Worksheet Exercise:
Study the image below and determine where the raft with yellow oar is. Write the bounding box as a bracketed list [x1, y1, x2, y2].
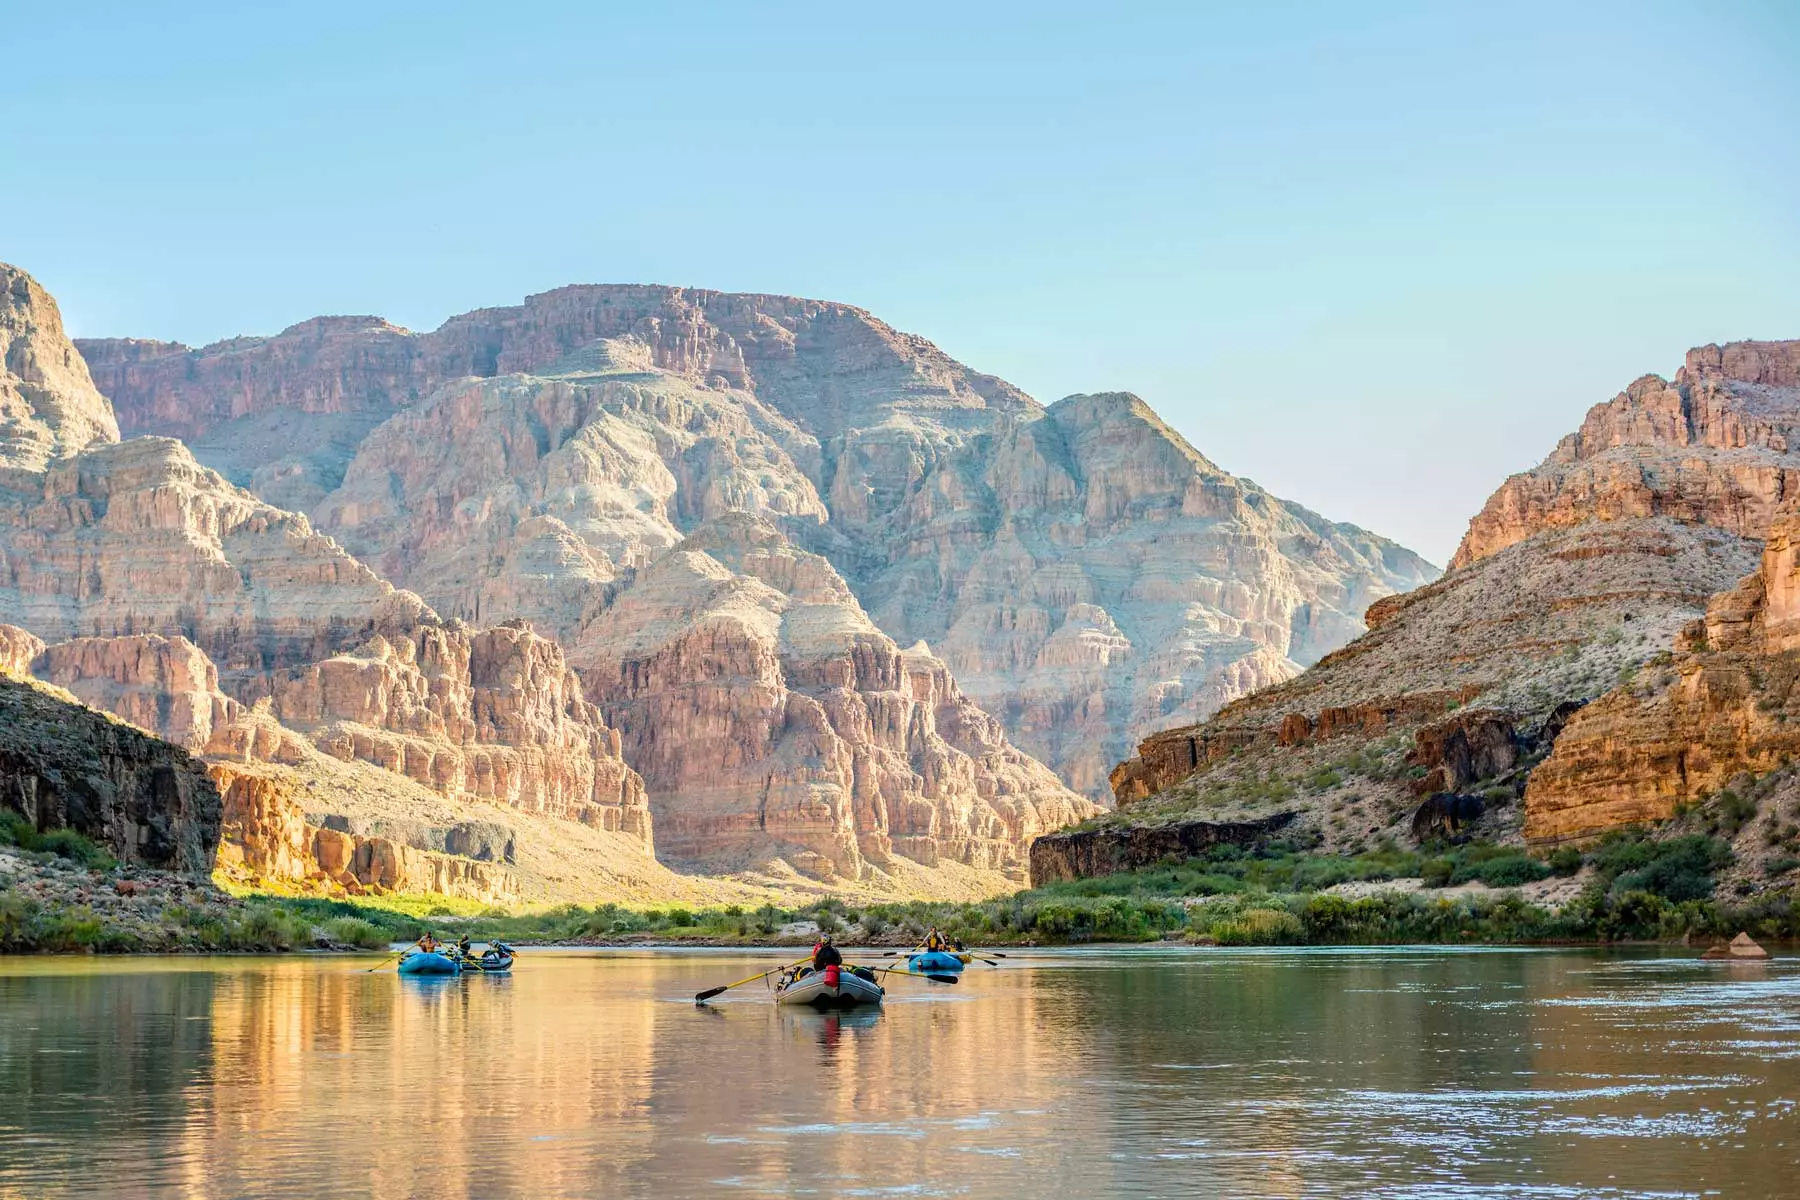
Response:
[774, 962, 885, 1009]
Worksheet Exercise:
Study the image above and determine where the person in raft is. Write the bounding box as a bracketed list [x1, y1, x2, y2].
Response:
[811, 933, 843, 971]
[923, 928, 947, 952]
[417, 933, 439, 954]
[456, 934, 472, 960]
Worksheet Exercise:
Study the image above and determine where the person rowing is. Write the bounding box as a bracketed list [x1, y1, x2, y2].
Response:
[416, 932, 439, 954]
[811, 933, 843, 971]
[923, 928, 947, 952]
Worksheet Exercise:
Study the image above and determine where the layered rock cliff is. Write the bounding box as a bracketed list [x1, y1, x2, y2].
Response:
[0, 265, 660, 902]
[0, 263, 118, 477]
[81, 284, 1433, 804]
[866, 391, 1436, 794]
[210, 764, 516, 904]
[77, 285, 1026, 525]
[571, 515, 1095, 879]
[1454, 341, 1800, 568]
[1525, 500, 1800, 843]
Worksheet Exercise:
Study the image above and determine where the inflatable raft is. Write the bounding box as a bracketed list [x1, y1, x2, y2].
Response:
[906, 950, 967, 975]
[397, 950, 461, 976]
[463, 948, 514, 973]
[775, 964, 884, 1009]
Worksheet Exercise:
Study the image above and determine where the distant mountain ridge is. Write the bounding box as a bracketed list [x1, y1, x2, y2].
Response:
[78, 284, 1435, 802]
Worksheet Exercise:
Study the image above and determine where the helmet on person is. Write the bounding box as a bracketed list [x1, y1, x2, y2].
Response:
[819, 933, 834, 945]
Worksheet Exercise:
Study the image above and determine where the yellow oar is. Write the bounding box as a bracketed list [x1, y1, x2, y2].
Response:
[365, 946, 413, 973]
[695, 957, 811, 1004]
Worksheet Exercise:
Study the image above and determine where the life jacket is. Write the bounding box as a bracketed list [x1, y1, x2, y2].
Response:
[824, 963, 842, 988]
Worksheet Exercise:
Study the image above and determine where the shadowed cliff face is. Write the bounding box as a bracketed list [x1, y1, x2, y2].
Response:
[76, 286, 1434, 804]
[0, 671, 220, 875]
[1029, 812, 1298, 885]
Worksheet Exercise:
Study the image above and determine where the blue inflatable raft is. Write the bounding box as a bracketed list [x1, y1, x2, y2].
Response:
[397, 950, 461, 975]
[907, 950, 966, 975]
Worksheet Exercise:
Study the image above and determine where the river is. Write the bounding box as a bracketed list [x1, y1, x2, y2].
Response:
[0, 947, 1794, 1197]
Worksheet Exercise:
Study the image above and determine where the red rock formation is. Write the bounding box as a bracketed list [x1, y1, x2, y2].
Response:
[23, 625, 653, 850]
[77, 285, 1025, 530]
[0, 436, 431, 671]
[211, 764, 516, 903]
[261, 624, 651, 838]
[34, 634, 236, 751]
[0, 267, 655, 882]
[573, 516, 1096, 879]
[78, 317, 421, 446]
[1526, 500, 1800, 842]
[0, 625, 44, 677]
[1455, 341, 1800, 568]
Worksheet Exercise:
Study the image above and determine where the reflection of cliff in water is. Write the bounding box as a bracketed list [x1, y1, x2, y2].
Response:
[180, 958, 662, 1198]
[634, 964, 1109, 1195]
[0, 963, 220, 1186]
[2, 951, 1793, 1198]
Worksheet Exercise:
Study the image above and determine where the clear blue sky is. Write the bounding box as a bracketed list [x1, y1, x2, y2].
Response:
[6, 1, 1797, 564]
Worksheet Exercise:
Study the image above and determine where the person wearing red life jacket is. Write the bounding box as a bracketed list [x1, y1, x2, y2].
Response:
[812, 932, 843, 988]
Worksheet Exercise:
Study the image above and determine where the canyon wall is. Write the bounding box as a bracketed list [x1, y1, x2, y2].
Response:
[571, 514, 1095, 879]
[20, 625, 652, 856]
[1525, 500, 1800, 842]
[0, 265, 656, 902]
[1094, 341, 1800, 870]
[1454, 341, 1800, 568]
[79, 285, 1433, 804]
[0, 263, 118, 476]
[870, 391, 1436, 794]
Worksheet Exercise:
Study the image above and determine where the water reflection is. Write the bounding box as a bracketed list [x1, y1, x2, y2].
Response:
[0, 948, 1794, 1198]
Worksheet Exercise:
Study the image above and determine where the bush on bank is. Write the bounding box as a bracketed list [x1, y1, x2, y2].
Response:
[410, 833, 1794, 949]
[6, 830, 1793, 952]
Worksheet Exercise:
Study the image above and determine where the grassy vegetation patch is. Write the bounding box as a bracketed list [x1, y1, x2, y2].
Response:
[0, 811, 115, 871]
